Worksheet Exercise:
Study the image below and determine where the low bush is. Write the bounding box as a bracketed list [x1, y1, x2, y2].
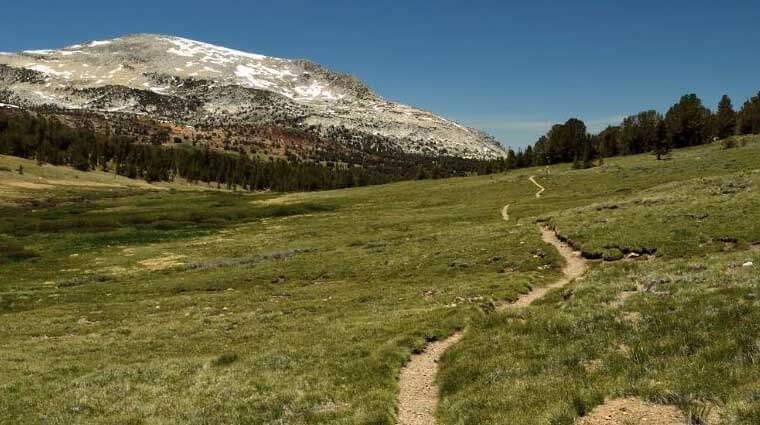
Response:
[212, 353, 239, 367]
[0, 242, 38, 263]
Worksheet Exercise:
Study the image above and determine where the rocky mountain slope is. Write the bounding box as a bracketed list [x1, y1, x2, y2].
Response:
[0, 34, 506, 159]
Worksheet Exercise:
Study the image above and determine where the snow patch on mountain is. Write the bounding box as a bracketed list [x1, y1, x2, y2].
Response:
[167, 37, 267, 63]
[23, 49, 55, 55]
[26, 64, 72, 79]
[235, 65, 280, 92]
[88, 40, 113, 47]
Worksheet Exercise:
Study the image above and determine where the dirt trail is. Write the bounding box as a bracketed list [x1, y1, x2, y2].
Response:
[396, 333, 463, 425]
[499, 227, 586, 309]
[501, 204, 510, 221]
[395, 177, 587, 425]
[529, 175, 545, 198]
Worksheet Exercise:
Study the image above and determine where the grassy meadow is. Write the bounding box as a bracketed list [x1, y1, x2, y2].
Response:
[1, 136, 759, 424]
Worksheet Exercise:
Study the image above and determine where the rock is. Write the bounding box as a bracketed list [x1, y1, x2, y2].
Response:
[743, 261, 754, 267]
[581, 250, 603, 260]
[561, 289, 574, 301]
[643, 276, 670, 291]
[449, 260, 469, 269]
[718, 236, 739, 243]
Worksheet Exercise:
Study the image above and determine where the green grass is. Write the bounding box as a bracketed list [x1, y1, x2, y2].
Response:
[439, 251, 760, 424]
[1, 136, 760, 424]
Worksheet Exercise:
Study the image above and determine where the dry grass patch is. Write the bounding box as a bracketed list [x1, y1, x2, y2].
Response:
[138, 254, 187, 271]
[0, 181, 54, 189]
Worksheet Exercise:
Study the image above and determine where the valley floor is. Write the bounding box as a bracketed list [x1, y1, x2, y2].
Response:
[1, 136, 760, 424]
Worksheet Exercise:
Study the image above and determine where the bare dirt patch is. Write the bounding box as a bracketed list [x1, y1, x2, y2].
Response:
[138, 254, 187, 271]
[87, 205, 137, 214]
[45, 179, 122, 188]
[610, 290, 637, 308]
[0, 181, 54, 189]
[622, 311, 643, 323]
[501, 204, 510, 221]
[253, 194, 305, 206]
[576, 397, 686, 425]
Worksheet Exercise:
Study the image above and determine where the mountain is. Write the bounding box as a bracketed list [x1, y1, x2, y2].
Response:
[0, 34, 506, 159]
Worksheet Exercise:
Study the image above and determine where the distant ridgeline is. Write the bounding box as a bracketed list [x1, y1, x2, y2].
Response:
[511, 91, 760, 168]
[0, 109, 513, 192]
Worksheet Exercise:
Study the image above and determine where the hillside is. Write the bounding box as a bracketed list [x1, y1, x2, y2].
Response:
[0, 34, 506, 160]
[1, 137, 760, 424]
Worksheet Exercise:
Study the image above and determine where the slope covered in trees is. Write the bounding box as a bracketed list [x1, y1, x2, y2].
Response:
[2, 89, 760, 192]
[511, 90, 760, 167]
[0, 109, 513, 192]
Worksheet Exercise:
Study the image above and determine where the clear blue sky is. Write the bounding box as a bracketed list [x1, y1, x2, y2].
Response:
[2, 1, 759, 149]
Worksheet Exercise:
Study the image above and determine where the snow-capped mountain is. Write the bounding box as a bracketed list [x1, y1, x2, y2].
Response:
[0, 34, 506, 159]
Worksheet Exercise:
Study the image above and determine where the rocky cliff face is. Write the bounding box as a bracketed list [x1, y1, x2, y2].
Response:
[0, 34, 506, 159]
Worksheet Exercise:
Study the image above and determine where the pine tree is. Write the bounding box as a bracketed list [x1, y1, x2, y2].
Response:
[523, 145, 535, 167]
[713, 95, 737, 139]
[506, 149, 517, 169]
[665, 94, 711, 148]
[619, 111, 663, 154]
[652, 119, 670, 160]
[737, 92, 760, 135]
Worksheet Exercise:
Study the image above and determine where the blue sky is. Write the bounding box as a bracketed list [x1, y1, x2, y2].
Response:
[2, 1, 759, 149]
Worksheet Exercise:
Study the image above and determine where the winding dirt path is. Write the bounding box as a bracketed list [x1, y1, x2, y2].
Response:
[501, 228, 586, 310]
[529, 175, 545, 198]
[395, 177, 586, 425]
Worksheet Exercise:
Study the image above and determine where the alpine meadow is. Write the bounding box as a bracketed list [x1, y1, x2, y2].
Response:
[2, 2, 760, 425]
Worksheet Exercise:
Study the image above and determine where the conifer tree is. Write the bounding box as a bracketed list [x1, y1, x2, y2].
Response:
[713, 95, 737, 139]
[664, 94, 711, 148]
[506, 149, 517, 169]
[737, 92, 760, 135]
[652, 119, 670, 160]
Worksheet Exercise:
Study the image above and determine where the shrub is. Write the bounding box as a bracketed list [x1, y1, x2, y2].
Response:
[721, 136, 746, 149]
[0, 242, 38, 263]
[212, 353, 239, 367]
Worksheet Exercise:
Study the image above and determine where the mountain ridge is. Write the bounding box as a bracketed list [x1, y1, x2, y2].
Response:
[0, 34, 507, 159]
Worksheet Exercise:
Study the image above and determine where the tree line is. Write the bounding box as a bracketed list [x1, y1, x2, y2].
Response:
[511, 90, 760, 168]
[0, 110, 513, 192]
[2, 90, 759, 192]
